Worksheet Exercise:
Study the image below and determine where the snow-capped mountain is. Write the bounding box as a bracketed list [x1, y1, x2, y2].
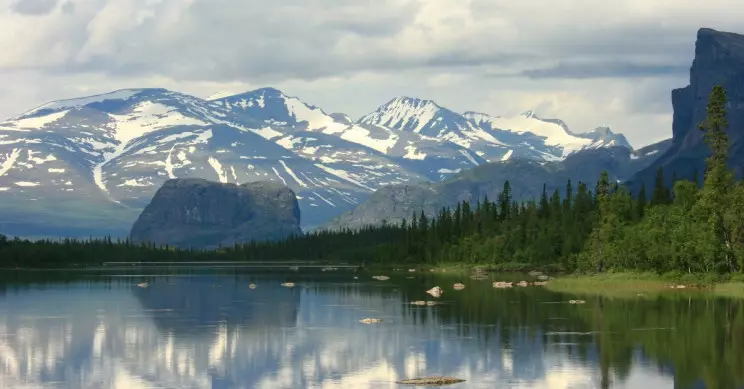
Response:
[0, 87, 635, 238]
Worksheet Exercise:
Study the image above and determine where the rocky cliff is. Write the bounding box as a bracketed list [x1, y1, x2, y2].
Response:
[628, 28, 744, 191]
[130, 179, 301, 249]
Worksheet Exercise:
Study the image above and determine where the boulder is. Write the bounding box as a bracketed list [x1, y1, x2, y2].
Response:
[130, 178, 301, 249]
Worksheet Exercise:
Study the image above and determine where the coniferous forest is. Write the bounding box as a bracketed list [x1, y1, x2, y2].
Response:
[1, 85, 743, 275]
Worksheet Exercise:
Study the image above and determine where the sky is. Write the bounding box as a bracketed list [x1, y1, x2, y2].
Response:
[1, 0, 743, 148]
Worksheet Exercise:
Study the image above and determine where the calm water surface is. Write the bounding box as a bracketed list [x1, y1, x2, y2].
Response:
[0, 269, 742, 388]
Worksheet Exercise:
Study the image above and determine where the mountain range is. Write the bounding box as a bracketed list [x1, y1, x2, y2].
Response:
[0, 86, 654, 238]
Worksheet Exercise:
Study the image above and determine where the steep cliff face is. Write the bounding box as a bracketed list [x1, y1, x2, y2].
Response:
[130, 179, 301, 249]
[629, 28, 744, 190]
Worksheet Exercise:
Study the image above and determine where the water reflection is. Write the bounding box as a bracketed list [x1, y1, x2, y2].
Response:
[0, 273, 737, 388]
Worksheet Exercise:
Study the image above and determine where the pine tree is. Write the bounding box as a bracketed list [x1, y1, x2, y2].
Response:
[499, 181, 512, 220]
[698, 85, 737, 271]
[592, 171, 612, 272]
[636, 183, 647, 220]
[651, 166, 671, 206]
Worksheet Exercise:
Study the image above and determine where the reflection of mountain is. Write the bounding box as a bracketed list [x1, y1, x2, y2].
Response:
[0, 276, 678, 388]
[132, 276, 301, 332]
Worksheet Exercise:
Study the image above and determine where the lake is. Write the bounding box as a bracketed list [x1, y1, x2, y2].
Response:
[0, 268, 742, 388]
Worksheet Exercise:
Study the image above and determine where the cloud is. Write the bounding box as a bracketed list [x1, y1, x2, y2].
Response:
[1, 0, 744, 147]
[9, 0, 58, 15]
[516, 62, 689, 79]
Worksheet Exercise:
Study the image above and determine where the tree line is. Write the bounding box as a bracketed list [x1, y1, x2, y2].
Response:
[0, 85, 741, 275]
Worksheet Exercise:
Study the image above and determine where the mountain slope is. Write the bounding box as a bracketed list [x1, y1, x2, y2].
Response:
[320, 146, 664, 231]
[1, 87, 644, 238]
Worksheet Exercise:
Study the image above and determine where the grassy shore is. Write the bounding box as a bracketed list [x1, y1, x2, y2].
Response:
[545, 272, 744, 299]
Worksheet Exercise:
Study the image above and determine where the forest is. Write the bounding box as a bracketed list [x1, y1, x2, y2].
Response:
[1, 85, 743, 275]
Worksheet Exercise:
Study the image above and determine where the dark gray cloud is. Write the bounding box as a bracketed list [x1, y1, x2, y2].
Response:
[517, 61, 690, 79]
[10, 0, 58, 15]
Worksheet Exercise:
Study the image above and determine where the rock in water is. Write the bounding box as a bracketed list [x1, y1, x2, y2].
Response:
[129, 178, 301, 249]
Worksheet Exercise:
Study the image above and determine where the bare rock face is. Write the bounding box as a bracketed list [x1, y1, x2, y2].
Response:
[629, 28, 744, 190]
[130, 178, 301, 249]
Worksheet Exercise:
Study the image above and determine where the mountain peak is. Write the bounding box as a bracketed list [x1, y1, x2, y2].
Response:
[357, 96, 447, 134]
[385, 96, 440, 109]
[520, 110, 538, 119]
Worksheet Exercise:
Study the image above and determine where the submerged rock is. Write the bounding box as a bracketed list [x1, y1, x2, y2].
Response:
[493, 281, 513, 288]
[396, 376, 466, 386]
[137, 282, 148, 288]
[453, 283, 465, 290]
[569, 300, 586, 304]
[359, 318, 383, 324]
[372, 275, 390, 281]
[281, 282, 295, 288]
[130, 178, 302, 249]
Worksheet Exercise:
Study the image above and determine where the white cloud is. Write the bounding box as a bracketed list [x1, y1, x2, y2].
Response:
[1, 0, 743, 147]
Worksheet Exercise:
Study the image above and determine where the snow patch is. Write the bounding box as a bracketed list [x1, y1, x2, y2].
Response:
[48, 168, 65, 173]
[437, 168, 462, 174]
[108, 101, 209, 144]
[459, 150, 480, 166]
[119, 179, 151, 187]
[341, 125, 399, 154]
[501, 149, 514, 161]
[312, 191, 336, 207]
[279, 160, 307, 188]
[207, 157, 228, 183]
[315, 164, 374, 191]
[0, 148, 21, 177]
[194, 130, 213, 144]
[271, 167, 287, 186]
[255, 126, 283, 140]
[12, 110, 69, 129]
[403, 145, 427, 160]
[165, 145, 177, 179]
[15, 181, 40, 187]
[0, 187, 8, 191]
[27, 150, 57, 164]
[276, 136, 303, 150]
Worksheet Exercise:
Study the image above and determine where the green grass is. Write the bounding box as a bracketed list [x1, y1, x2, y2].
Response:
[545, 272, 744, 299]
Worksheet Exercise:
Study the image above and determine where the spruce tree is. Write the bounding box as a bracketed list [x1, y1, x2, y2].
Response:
[651, 166, 671, 205]
[699, 85, 736, 271]
[636, 183, 647, 220]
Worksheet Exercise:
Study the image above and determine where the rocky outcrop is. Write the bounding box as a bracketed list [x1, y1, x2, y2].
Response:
[130, 178, 301, 249]
[628, 28, 744, 191]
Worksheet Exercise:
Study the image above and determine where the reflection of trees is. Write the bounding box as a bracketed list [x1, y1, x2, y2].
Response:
[0, 273, 575, 388]
[2, 271, 741, 388]
[356, 273, 744, 389]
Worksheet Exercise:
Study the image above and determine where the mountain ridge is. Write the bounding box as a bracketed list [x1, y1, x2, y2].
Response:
[0, 86, 657, 238]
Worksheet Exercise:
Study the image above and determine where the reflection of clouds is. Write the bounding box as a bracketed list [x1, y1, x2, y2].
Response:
[0, 279, 675, 388]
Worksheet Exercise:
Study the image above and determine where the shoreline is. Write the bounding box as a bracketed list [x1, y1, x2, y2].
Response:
[543, 272, 744, 299]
